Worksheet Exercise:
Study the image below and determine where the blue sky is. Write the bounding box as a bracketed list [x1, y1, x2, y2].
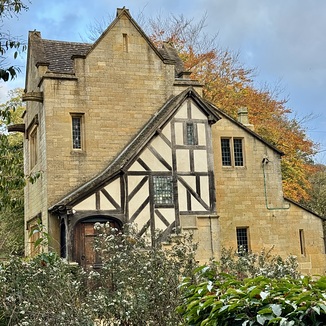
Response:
[1, 0, 326, 164]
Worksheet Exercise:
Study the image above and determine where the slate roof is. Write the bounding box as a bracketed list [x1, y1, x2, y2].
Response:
[42, 39, 91, 73]
[29, 31, 91, 74]
[157, 43, 185, 76]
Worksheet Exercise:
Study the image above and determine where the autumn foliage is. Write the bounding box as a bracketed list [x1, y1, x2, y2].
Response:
[148, 14, 318, 202]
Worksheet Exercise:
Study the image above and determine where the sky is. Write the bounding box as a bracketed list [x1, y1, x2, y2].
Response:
[1, 0, 326, 164]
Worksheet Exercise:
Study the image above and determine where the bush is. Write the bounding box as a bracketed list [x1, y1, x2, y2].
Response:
[0, 223, 197, 325]
[218, 247, 300, 280]
[88, 222, 197, 325]
[0, 253, 92, 325]
[178, 266, 326, 325]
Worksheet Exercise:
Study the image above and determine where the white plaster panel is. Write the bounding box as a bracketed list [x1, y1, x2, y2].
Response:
[128, 176, 150, 228]
[99, 183, 121, 210]
[155, 208, 175, 230]
[128, 175, 147, 195]
[130, 201, 150, 230]
[191, 103, 206, 119]
[74, 194, 96, 210]
[182, 175, 196, 190]
[129, 160, 146, 172]
[150, 135, 172, 166]
[197, 123, 206, 145]
[176, 149, 190, 172]
[99, 193, 115, 210]
[161, 121, 171, 142]
[174, 102, 188, 118]
[174, 122, 184, 145]
[140, 148, 169, 171]
[200, 176, 209, 204]
[103, 178, 120, 202]
[191, 193, 207, 211]
[177, 181, 188, 211]
[194, 150, 208, 172]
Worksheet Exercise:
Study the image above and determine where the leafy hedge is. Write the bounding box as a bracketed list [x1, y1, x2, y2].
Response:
[178, 266, 326, 325]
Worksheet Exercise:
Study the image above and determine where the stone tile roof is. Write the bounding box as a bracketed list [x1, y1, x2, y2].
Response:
[29, 30, 91, 74]
[42, 40, 91, 73]
[157, 42, 185, 76]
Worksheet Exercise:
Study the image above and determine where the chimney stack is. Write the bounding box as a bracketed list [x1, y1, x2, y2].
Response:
[237, 107, 254, 130]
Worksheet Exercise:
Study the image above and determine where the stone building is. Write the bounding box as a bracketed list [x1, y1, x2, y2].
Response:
[21, 8, 325, 274]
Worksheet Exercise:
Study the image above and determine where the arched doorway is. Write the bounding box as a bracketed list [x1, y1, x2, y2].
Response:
[73, 216, 122, 269]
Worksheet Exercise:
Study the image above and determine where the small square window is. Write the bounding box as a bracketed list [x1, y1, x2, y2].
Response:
[236, 227, 249, 253]
[153, 176, 173, 205]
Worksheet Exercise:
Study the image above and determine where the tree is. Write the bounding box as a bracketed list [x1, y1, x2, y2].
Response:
[0, 0, 28, 81]
[0, 88, 25, 256]
[303, 164, 326, 217]
[147, 14, 318, 202]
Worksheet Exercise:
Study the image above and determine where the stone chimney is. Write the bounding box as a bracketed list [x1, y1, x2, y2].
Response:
[237, 107, 254, 130]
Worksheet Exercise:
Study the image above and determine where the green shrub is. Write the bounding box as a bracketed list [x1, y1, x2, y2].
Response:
[0, 223, 197, 325]
[178, 266, 326, 325]
[0, 253, 92, 325]
[218, 247, 300, 280]
[88, 222, 197, 325]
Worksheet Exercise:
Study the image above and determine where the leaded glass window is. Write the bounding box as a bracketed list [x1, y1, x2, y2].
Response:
[221, 138, 231, 166]
[72, 116, 82, 149]
[186, 122, 197, 145]
[236, 227, 249, 253]
[153, 176, 173, 205]
[233, 138, 243, 166]
[221, 137, 244, 166]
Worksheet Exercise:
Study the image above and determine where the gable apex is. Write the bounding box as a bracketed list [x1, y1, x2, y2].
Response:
[86, 7, 175, 67]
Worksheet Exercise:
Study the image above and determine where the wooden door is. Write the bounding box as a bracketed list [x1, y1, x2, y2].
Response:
[74, 219, 121, 269]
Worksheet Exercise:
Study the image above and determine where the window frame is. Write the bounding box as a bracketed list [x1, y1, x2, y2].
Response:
[152, 175, 174, 207]
[299, 229, 306, 256]
[71, 113, 85, 151]
[221, 137, 244, 167]
[236, 227, 250, 254]
[184, 122, 198, 146]
[27, 218, 42, 257]
[29, 126, 38, 170]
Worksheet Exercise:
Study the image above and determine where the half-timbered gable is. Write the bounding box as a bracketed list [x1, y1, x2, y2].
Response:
[48, 89, 220, 265]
